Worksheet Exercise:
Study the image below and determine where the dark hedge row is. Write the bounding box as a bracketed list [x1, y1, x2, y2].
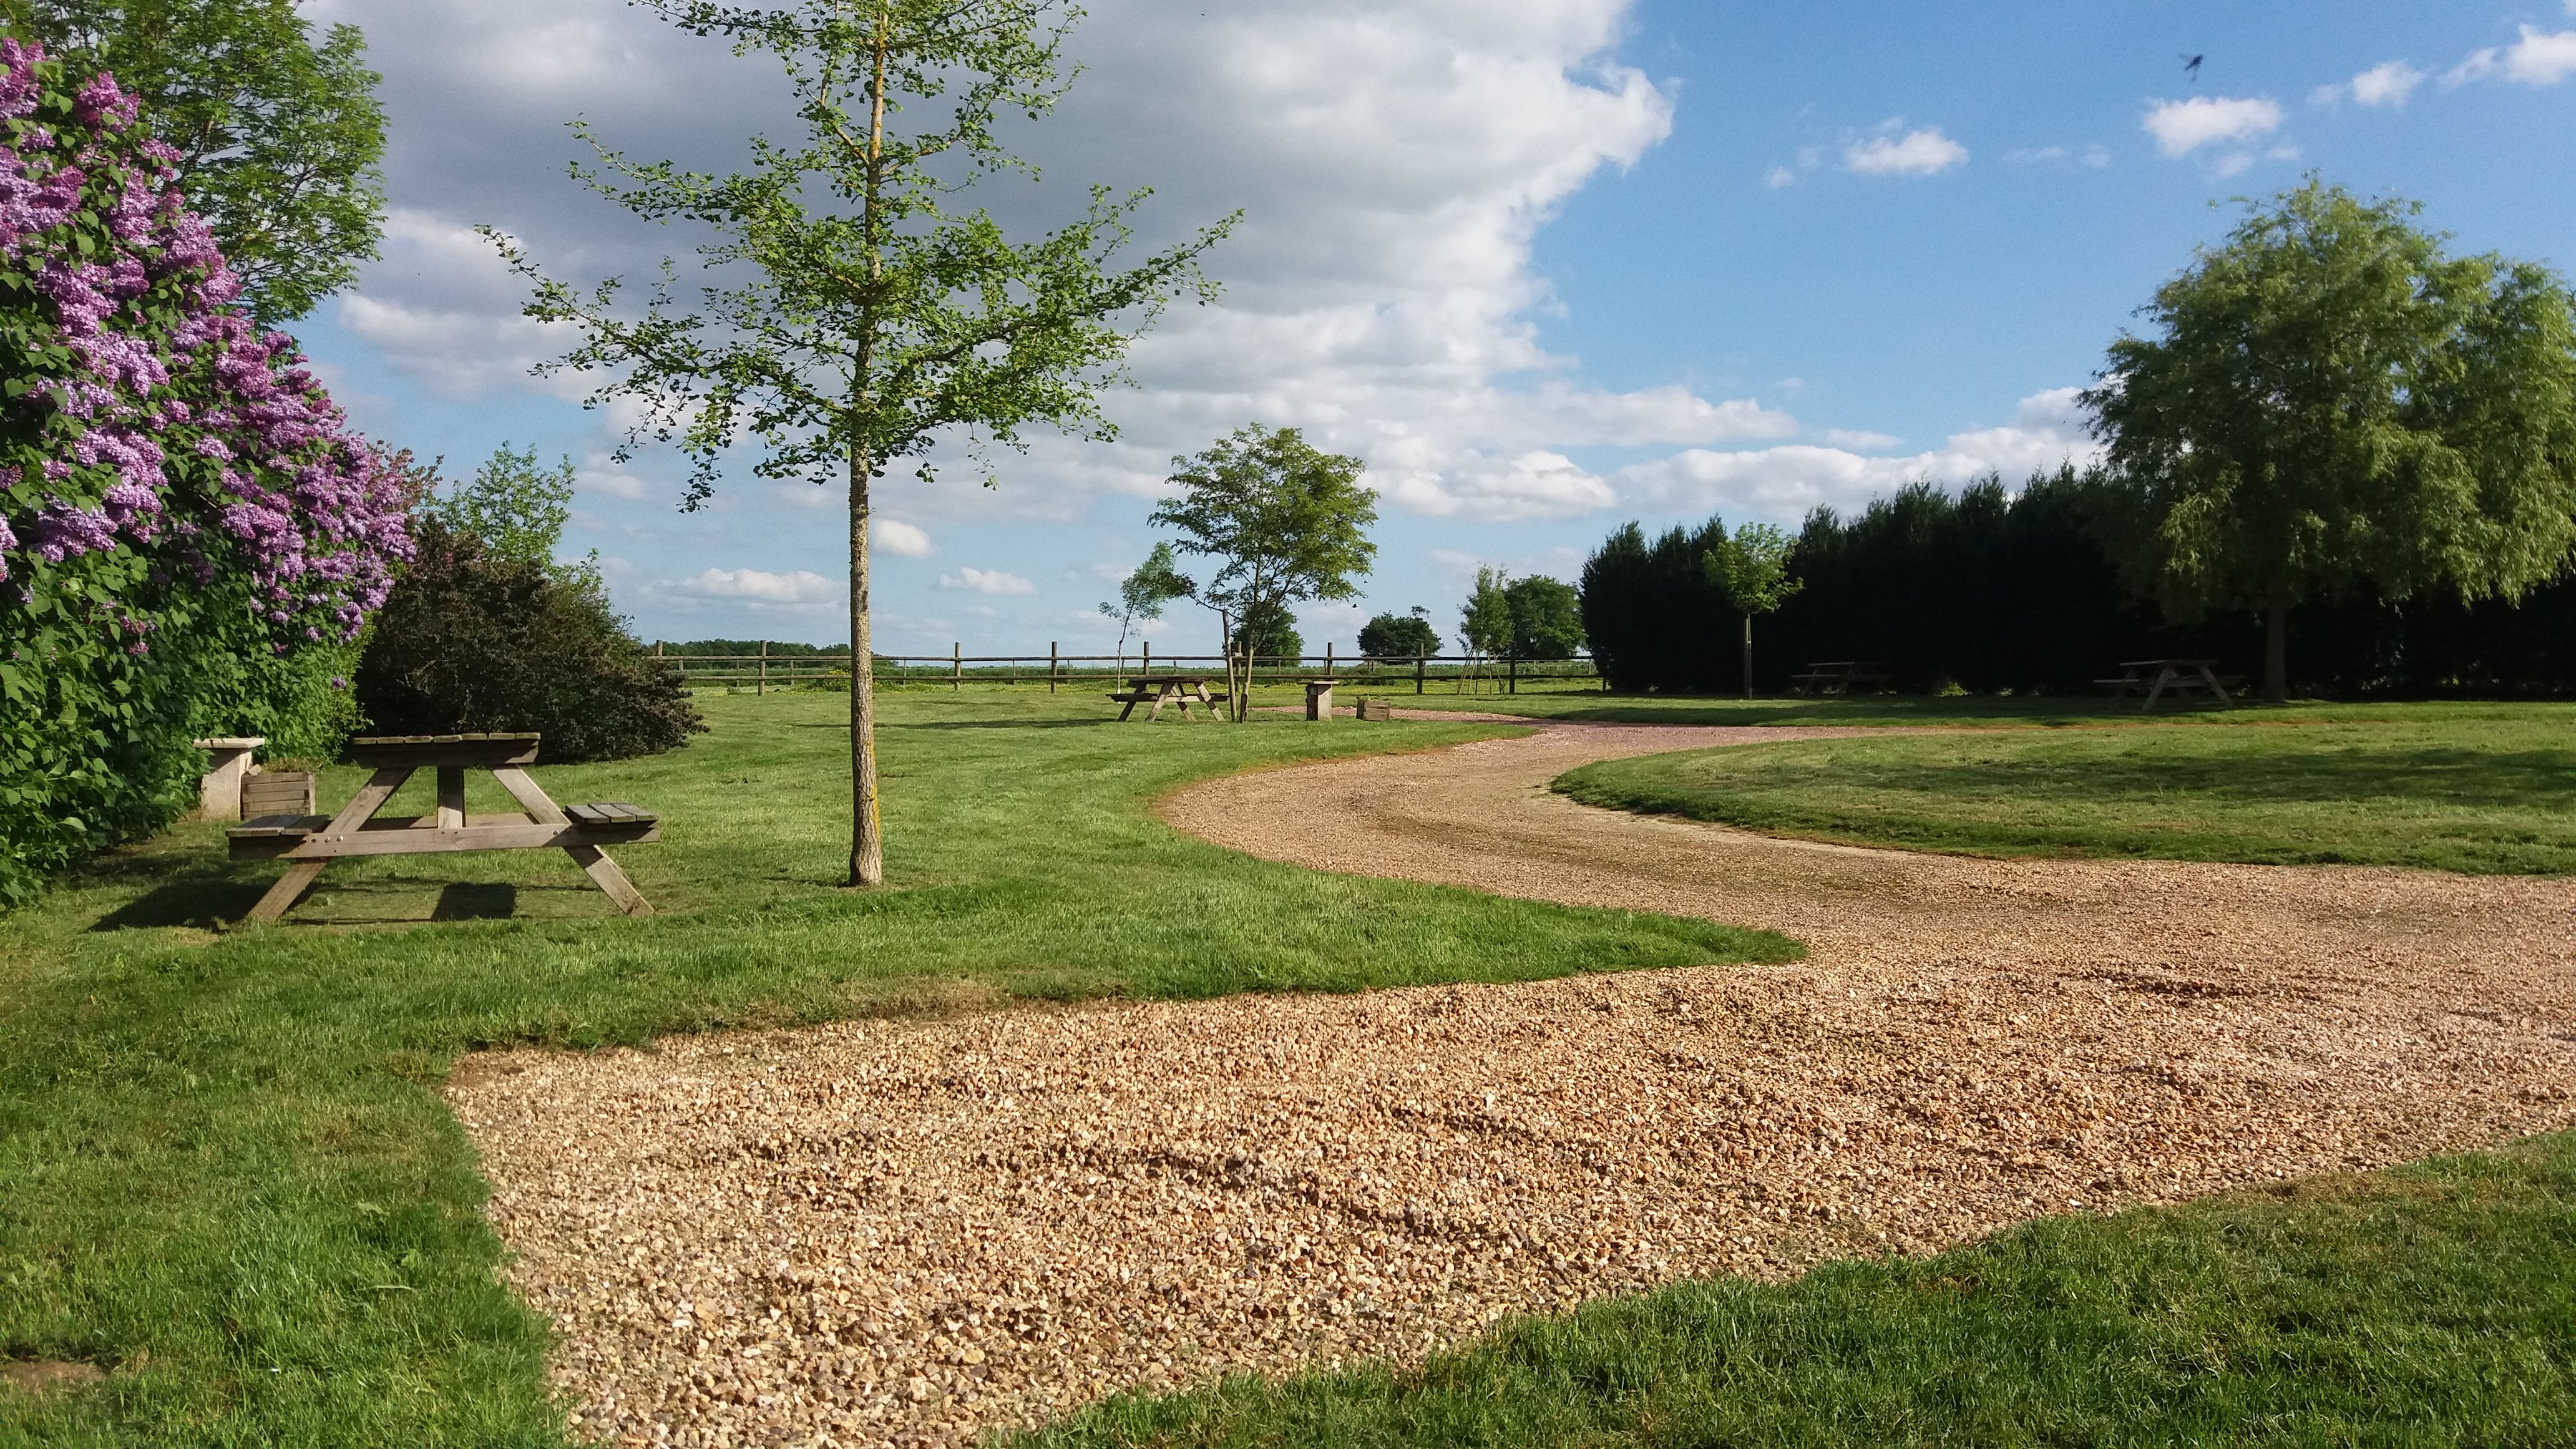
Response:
[1582, 471, 2576, 697]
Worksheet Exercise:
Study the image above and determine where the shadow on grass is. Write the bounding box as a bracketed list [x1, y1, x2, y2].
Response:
[430, 883, 519, 922]
[89, 872, 269, 931]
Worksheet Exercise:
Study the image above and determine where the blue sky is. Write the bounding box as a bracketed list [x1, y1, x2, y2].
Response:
[299, 1, 2576, 655]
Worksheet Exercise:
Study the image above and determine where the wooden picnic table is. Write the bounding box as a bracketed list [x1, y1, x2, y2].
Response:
[1108, 675, 1232, 721]
[228, 733, 659, 924]
[2095, 658, 2241, 711]
[1789, 660, 1896, 696]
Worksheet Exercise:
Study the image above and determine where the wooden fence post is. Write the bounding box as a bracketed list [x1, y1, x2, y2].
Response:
[1415, 652, 1426, 695]
[952, 642, 962, 691]
[1142, 640, 1151, 678]
[1050, 641, 1059, 693]
[1508, 653, 1517, 695]
[757, 640, 768, 696]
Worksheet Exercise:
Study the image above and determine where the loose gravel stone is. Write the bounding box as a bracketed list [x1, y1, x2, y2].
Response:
[450, 720, 2576, 1448]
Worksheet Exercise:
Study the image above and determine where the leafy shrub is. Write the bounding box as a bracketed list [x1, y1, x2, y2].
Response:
[1504, 575, 1583, 660]
[0, 42, 409, 905]
[354, 517, 701, 763]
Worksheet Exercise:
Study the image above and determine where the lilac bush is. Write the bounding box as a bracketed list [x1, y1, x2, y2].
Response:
[0, 41, 411, 904]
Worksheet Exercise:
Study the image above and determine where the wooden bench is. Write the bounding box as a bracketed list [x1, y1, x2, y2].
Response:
[2097, 659, 2239, 711]
[240, 770, 315, 819]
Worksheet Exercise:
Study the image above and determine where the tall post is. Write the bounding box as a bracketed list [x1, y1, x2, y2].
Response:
[1325, 641, 1334, 676]
[758, 639, 769, 696]
[1050, 640, 1059, 693]
[848, 448, 882, 887]
[1415, 651, 1425, 695]
[1509, 652, 1518, 695]
[952, 641, 961, 692]
[1142, 640, 1151, 678]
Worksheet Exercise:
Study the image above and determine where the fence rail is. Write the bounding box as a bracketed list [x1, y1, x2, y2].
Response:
[649, 642, 1600, 696]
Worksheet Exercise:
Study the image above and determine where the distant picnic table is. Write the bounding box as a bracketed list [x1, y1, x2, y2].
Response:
[228, 733, 659, 923]
[2096, 658, 2241, 711]
[1108, 675, 1231, 721]
[1790, 660, 1896, 696]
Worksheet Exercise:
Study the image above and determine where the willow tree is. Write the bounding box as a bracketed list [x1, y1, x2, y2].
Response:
[495, 0, 1229, 884]
[2086, 180, 2576, 701]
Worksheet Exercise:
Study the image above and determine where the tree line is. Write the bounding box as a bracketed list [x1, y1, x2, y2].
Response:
[1586, 182, 2576, 700]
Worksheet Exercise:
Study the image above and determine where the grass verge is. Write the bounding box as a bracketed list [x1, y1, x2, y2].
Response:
[0, 690, 1795, 1447]
[1553, 711, 2576, 873]
[1026, 1133, 2576, 1448]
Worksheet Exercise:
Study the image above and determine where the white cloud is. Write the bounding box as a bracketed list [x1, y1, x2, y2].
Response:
[2004, 144, 2111, 168]
[1762, 165, 1797, 188]
[2323, 61, 2426, 107]
[940, 567, 1035, 595]
[1842, 126, 1969, 176]
[1620, 388, 2100, 523]
[316, 0, 1787, 535]
[1376, 450, 1614, 522]
[1818, 428, 1901, 450]
[675, 567, 839, 603]
[2447, 26, 2576, 87]
[872, 519, 935, 557]
[2142, 95, 2285, 155]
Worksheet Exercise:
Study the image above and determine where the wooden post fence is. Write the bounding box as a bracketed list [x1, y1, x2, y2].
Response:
[952, 642, 961, 691]
[1415, 652, 1427, 695]
[1049, 641, 1059, 693]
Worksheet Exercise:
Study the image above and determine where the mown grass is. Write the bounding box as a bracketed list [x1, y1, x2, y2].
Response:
[0, 689, 1793, 1448]
[1027, 1133, 2576, 1448]
[1400, 685, 2576, 730]
[1554, 710, 2576, 874]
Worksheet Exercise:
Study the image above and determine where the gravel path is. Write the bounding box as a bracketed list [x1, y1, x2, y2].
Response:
[451, 719, 2576, 1449]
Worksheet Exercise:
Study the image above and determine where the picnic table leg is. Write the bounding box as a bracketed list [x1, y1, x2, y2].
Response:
[1117, 695, 1139, 721]
[490, 766, 570, 826]
[2141, 666, 2174, 712]
[564, 843, 653, 916]
[243, 766, 412, 925]
[435, 766, 467, 829]
[243, 861, 328, 924]
[1149, 684, 1171, 722]
[2197, 663, 2235, 707]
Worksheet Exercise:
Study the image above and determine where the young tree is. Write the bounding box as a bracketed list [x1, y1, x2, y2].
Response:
[1151, 424, 1376, 720]
[1704, 521, 1802, 698]
[425, 444, 577, 572]
[1503, 574, 1583, 660]
[496, 0, 1231, 885]
[2086, 180, 2576, 701]
[6, 0, 388, 325]
[1458, 565, 1511, 690]
[1099, 541, 1191, 672]
[1357, 607, 1438, 662]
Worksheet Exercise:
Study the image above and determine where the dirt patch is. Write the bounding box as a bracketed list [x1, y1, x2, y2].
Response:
[1, 1359, 107, 1396]
[450, 720, 2576, 1448]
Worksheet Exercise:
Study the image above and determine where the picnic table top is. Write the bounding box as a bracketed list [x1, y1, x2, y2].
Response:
[347, 732, 542, 766]
[2117, 658, 2220, 669]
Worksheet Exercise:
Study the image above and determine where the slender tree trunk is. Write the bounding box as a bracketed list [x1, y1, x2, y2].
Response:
[1740, 614, 1754, 699]
[848, 446, 883, 886]
[2263, 593, 2290, 704]
[845, 21, 889, 887]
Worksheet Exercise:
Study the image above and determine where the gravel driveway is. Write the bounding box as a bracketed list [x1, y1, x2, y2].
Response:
[451, 718, 2576, 1448]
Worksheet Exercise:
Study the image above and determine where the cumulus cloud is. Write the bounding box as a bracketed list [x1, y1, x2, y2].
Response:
[2142, 95, 2285, 155]
[940, 567, 1035, 595]
[1375, 450, 1615, 522]
[1619, 388, 2100, 522]
[1843, 126, 1969, 176]
[1762, 165, 1797, 188]
[872, 519, 935, 557]
[1818, 428, 1901, 450]
[2315, 61, 2425, 107]
[315, 0, 1790, 536]
[674, 567, 839, 603]
[2003, 145, 2107, 168]
[2446, 26, 2576, 87]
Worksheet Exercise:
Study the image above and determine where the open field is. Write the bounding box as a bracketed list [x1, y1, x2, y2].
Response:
[0, 691, 1787, 1448]
[1553, 713, 2576, 874]
[1025, 1131, 2576, 1448]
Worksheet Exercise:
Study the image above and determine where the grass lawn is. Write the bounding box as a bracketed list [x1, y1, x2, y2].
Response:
[0, 689, 1792, 1448]
[1554, 707, 2576, 874]
[1028, 1132, 2576, 1448]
